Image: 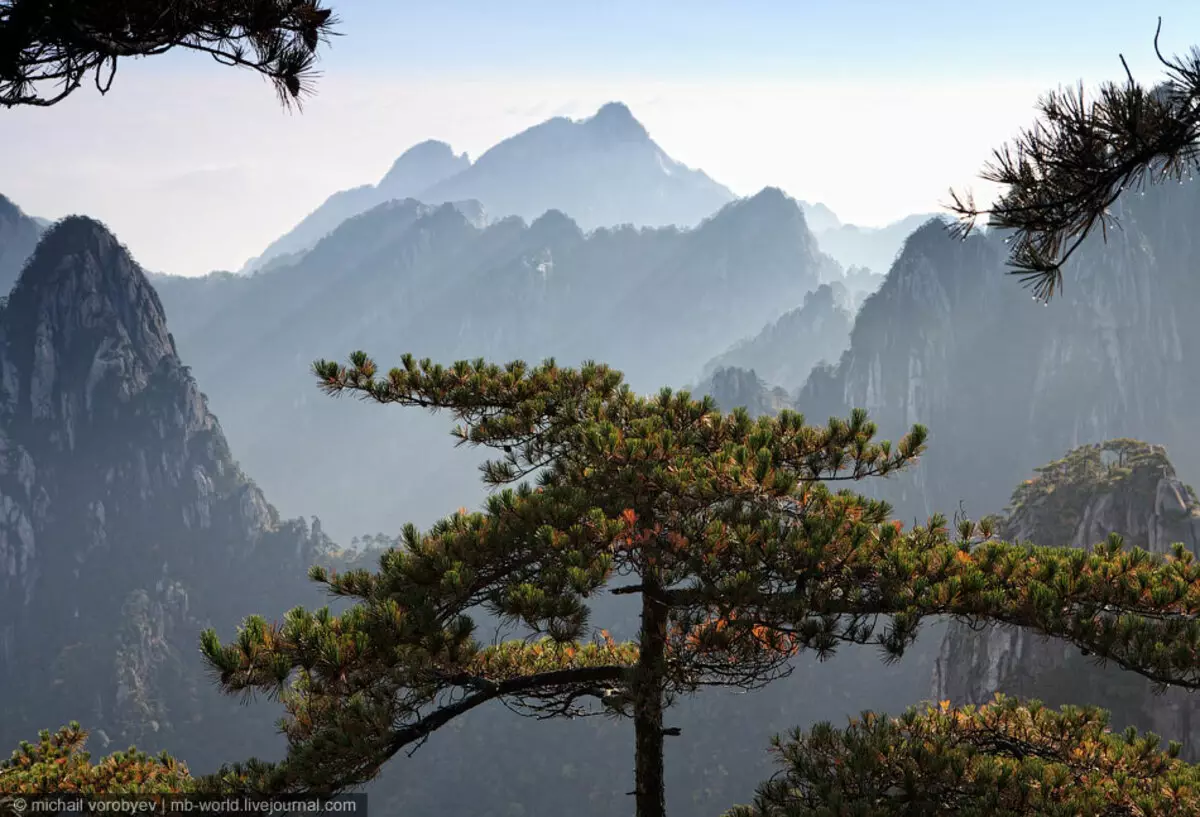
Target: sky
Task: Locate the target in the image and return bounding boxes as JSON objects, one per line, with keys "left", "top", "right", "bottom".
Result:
{"left": 3, "top": 0, "right": 1199, "bottom": 276}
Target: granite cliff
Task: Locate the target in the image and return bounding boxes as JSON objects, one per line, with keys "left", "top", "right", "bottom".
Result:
{"left": 792, "top": 177, "right": 1200, "bottom": 525}
{"left": 0, "top": 217, "right": 332, "bottom": 768}
{"left": 932, "top": 439, "right": 1200, "bottom": 757}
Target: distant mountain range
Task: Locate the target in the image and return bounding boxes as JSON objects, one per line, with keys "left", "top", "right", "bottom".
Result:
{"left": 151, "top": 187, "right": 840, "bottom": 542}
{"left": 7, "top": 121, "right": 1200, "bottom": 813}
{"left": 241, "top": 102, "right": 735, "bottom": 273}
{"left": 0, "top": 195, "right": 950, "bottom": 817}
{"left": 811, "top": 212, "right": 943, "bottom": 277}
{"left": 239, "top": 101, "right": 922, "bottom": 280}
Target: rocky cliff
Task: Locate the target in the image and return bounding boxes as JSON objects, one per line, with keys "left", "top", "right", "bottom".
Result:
{"left": 0, "top": 217, "right": 331, "bottom": 768}
{"left": 932, "top": 439, "right": 1200, "bottom": 756}
{"left": 794, "top": 176, "right": 1200, "bottom": 525}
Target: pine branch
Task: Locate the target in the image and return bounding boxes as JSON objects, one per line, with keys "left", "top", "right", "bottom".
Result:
{"left": 947, "top": 16, "right": 1200, "bottom": 300}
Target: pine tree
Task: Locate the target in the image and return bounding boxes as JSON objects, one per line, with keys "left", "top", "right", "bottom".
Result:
{"left": 0, "top": 0, "right": 337, "bottom": 108}
{"left": 200, "top": 354, "right": 1200, "bottom": 817}
{"left": 0, "top": 723, "right": 193, "bottom": 796}
{"left": 948, "top": 16, "right": 1200, "bottom": 300}
{"left": 728, "top": 696, "right": 1200, "bottom": 816}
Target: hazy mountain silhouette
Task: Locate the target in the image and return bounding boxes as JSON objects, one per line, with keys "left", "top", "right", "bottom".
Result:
{"left": 813, "top": 212, "right": 941, "bottom": 276}
{"left": 421, "top": 102, "right": 733, "bottom": 229}
{"left": 0, "top": 194, "right": 44, "bottom": 295}
{"left": 154, "top": 187, "right": 835, "bottom": 541}
{"left": 241, "top": 102, "right": 735, "bottom": 273}
{"left": 696, "top": 281, "right": 855, "bottom": 393}
{"left": 241, "top": 141, "right": 472, "bottom": 272}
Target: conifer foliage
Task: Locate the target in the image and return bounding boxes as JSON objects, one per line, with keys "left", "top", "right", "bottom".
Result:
{"left": 0, "top": 0, "right": 337, "bottom": 108}
{"left": 201, "top": 354, "right": 1200, "bottom": 817}
{"left": 0, "top": 723, "right": 193, "bottom": 796}
{"left": 728, "top": 696, "right": 1200, "bottom": 817}
{"left": 949, "top": 17, "right": 1200, "bottom": 299}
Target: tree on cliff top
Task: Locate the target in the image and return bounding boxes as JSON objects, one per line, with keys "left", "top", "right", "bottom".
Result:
{"left": 949, "top": 16, "right": 1200, "bottom": 301}
{"left": 200, "top": 354, "right": 1200, "bottom": 817}
{"left": 0, "top": 0, "right": 337, "bottom": 108}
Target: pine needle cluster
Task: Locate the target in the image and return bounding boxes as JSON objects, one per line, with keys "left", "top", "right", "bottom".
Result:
{"left": 0, "top": 723, "right": 193, "bottom": 796}
{"left": 0, "top": 0, "right": 337, "bottom": 108}
{"left": 948, "top": 17, "right": 1200, "bottom": 300}
{"left": 728, "top": 695, "right": 1200, "bottom": 817}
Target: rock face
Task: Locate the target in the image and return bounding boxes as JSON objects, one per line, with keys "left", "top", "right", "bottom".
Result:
{"left": 932, "top": 439, "right": 1200, "bottom": 756}
{"left": 242, "top": 102, "right": 736, "bottom": 274}
{"left": 795, "top": 177, "right": 1200, "bottom": 525}
{"left": 152, "top": 188, "right": 835, "bottom": 540}
{"left": 0, "top": 194, "right": 44, "bottom": 295}
{"left": 0, "top": 217, "right": 330, "bottom": 768}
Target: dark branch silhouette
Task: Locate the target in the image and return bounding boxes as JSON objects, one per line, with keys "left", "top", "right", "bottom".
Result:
{"left": 0, "top": 0, "right": 338, "bottom": 108}
{"left": 947, "top": 17, "right": 1200, "bottom": 300}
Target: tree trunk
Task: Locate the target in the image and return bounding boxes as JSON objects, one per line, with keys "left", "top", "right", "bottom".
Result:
{"left": 633, "top": 585, "right": 668, "bottom": 817}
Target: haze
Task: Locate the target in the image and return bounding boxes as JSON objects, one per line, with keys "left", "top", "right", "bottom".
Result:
{"left": 3, "top": 0, "right": 1199, "bottom": 276}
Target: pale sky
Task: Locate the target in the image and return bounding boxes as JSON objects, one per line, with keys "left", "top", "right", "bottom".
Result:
{"left": 2, "top": 1, "right": 1198, "bottom": 276}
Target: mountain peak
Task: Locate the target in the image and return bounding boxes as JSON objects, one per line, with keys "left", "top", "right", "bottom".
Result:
{"left": 4, "top": 217, "right": 176, "bottom": 423}
{"left": 584, "top": 101, "right": 649, "bottom": 141}
{"left": 710, "top": 187, "right": 803, "bottom": 228}
{"left": 748, "top": 186, "right": 791, "bottom": 205}
{"left": 377, "top": 140, "right": 471, "bottom": 197}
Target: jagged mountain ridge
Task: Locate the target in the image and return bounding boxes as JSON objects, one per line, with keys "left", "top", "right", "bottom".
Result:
{"left": 812, "top": 212, "right": 941, "bottom": 277}
{"left": 0, "top": 194, "right": 44, "bottom": 296}
{"left": 241, "top": 102, "right": 736, "bottom": 273}
{"left": 240, "top": 141, "right": 473, "bottom": 273}
{"left": 152, "top": 186, "right": 838, "bottom": 541}
{"left": 696, "top": 281, "right": 855, "bottom": 393}
{"left": 697, "top": 187, "right": 1200, "bottom": 740}
{"left": 419, "top": 102, "right": 734, "bottom": 232}
{"left": 0, "top": 217, "right": 332, "bottom": 768}
{"left": 933, "top": 439, "right": 1200, "bottom": 757}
